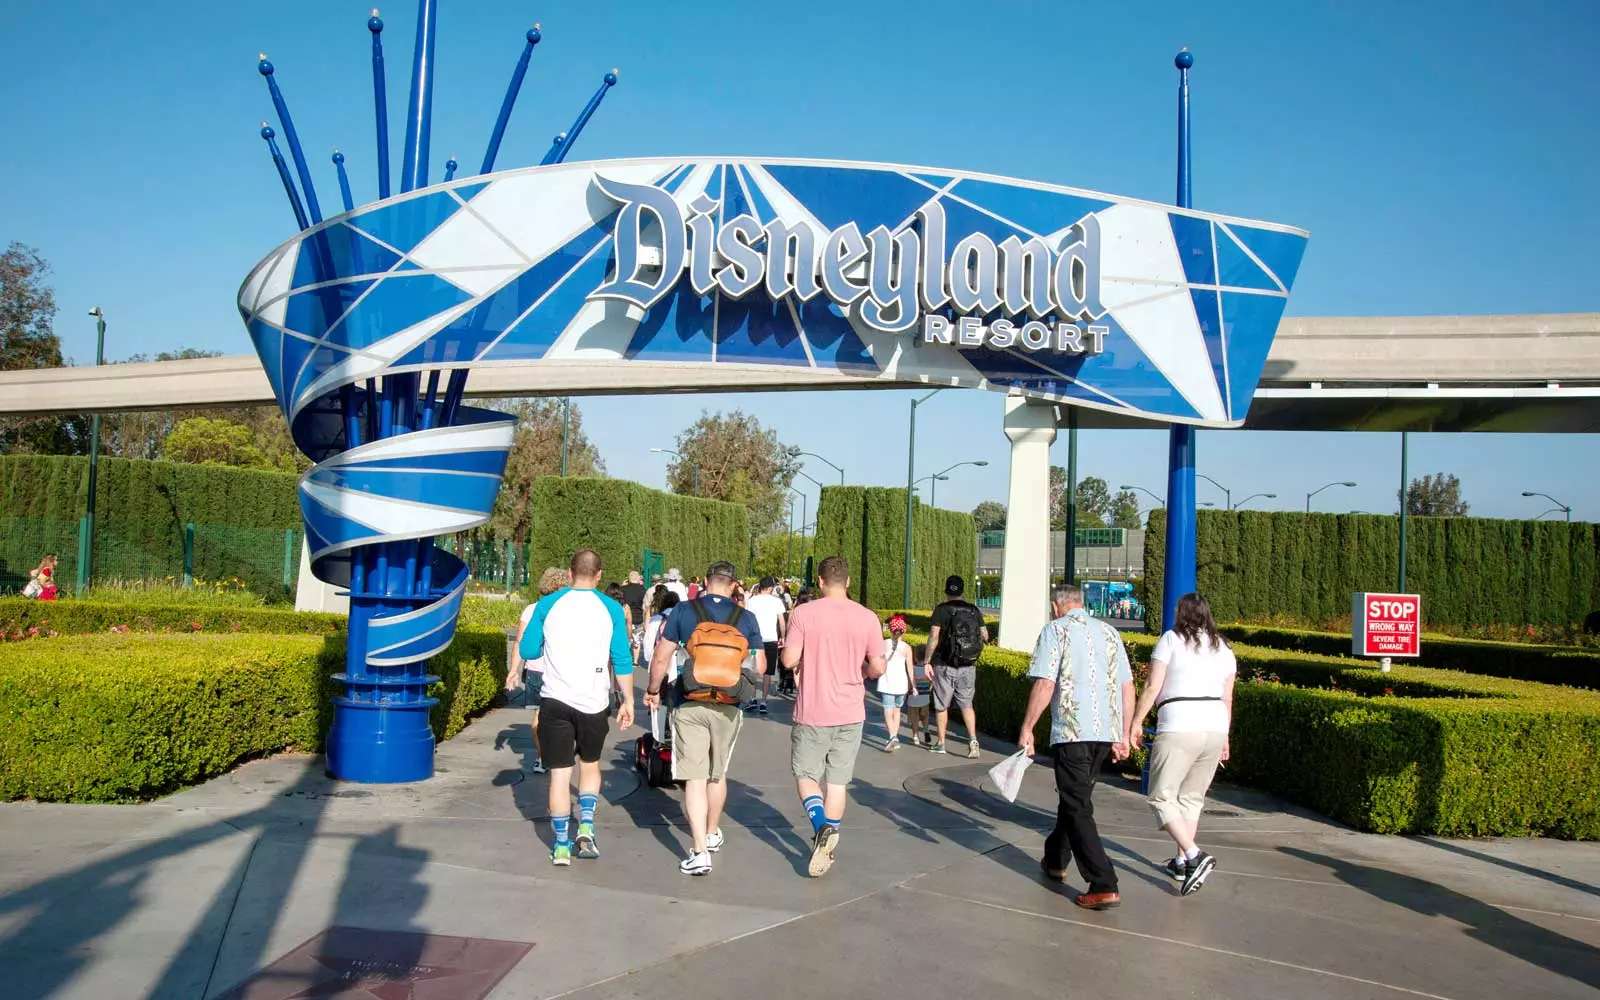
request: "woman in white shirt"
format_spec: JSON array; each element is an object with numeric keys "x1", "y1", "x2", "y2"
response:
[
  {"x1": 1127, "y1": 592, "x2": 1236, "y2": 897},
  {"x1": 876, "y1": 615, "x2": 917, "y2": 752}
]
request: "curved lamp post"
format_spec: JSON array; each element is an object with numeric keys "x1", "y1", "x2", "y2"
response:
[
  {"x1": 903, "y1": 387, "x2": 946, "y2": 607},
  {"x1": 1235, "y1": 492, "x2": 1277, "y2": 510},
  {"x1": 650, "y1": 446, "x2": 697, "y2": 495},
  {"x1": 928, "y1": 459, "x2": 988, "y2": 507},
  {"x1": 1196, "y1": 473, "x2": 1231, "y2": 511},
  {"x1": 798, "y1": 450, "x2": 844, "y2": 485},
  {"x1": 1521, "y1": 490, "x2": 1571, "y2": 522},
  {"x1": 1306, "y1": 480, "x2": 1358, "y2": 512}
]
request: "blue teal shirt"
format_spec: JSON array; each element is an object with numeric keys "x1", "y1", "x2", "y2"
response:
[
  {"x1": 1027, "y1": 609, "x2": 1133, "y2": 746},
  {"x1": 518, "y1": 586, "x2": 633, "y2": 714}
]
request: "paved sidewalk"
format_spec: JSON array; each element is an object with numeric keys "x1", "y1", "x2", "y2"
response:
[{"x1": 1, "y1": 691, "x2": 1597, "y2": 999}]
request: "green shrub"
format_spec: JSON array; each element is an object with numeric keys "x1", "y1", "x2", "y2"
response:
[
  {"x1": 83, "y1": 578, "x2": 270, "y2": 608},
  {"x1": 528, "y1": 477, "x2": 750, "y2": 584},
  {"x1": 0, "y1": 597, "x2": 346, "y2": 637},
  {"x1": 457, "y1": 596, "x2": 528, "y2": 632},
  {"x1": 814, "y1": 487, "x2": 977, "y2": 609},
  {"x1": 0, "y1": 628, "x2": 505, "y2": 802}
]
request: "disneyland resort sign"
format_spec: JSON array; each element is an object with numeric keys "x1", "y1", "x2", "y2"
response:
[{"x1": 591, "y1": 175, "x2": 1110, "y2": 355}]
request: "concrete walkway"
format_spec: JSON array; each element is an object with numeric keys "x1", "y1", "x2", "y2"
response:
[{"x1": 2, "y1": 691, "x2": 1598, "y2": 1000}]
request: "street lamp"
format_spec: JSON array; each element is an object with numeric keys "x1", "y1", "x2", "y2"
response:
[
  {"x1": 785, "y1": 484, "x2": 808, "y2": 579},
  {"x1": 928, "y1": 459, "x2": 988, "y2": 507},
  {"x1": 78, "y1": 306, "x2": 108, "y2": 592},
  {"x1": 559, "y1": 397, "x2": 571, "y2": 476},
  {"x1": 1306, "y1": 481, "x2": 1358, "y2": 513},
  {"x1": 797, "y1": 450, "x2": 844, "y2": 485},
  {"x1": 1235, "y1": 492, "x2": 1277, "y2": 509},
  {"x1": 1197, "y1": 473, "x2": 1231, "y2": 511},
  {"x1": 650, "y1": 447, "x2": 698, "y2": 495},
  {"x1": 1120, "y1": 484, "x2": 1164, "y2": 508},
  {"x1": 904, "y1": 387, "x2": 945, "y2": 607},
  {"x1": 912, "y1": 473, "x2": 949, "y2": 491},
  {"x1": 1521, "y1": 491, "x2": 1571, "y2": 522}
]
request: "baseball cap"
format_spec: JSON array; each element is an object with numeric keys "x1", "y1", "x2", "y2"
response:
[
  {"x1": 758, "y1": 575, "x2": 778, "y2": 590},
  {"x1": 944, "y1": 574, "x2": 965, "y2": 597},
  {"x1": 707, "y1": 561, "x2": 738, "y2": 581}
]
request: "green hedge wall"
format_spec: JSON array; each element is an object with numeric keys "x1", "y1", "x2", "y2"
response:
[
  {"x1": 0, "y1": 455, "x2": 301, "y2": 598},
  {"x1": 0, "y1": 598, "x2": 345, "y2": 636},
  {"x1": 813, "y1": 487, "x2": 977, "y2": 608},
  {"x1": 0, "y1": 628, "x2": 504, "y2": 802},
  {"x1": 528, "y1": 476, "x2": 750, "y2": 583},
  {"x1": 1145, "y1": 508, "x2": 1600, "y2": 633}
]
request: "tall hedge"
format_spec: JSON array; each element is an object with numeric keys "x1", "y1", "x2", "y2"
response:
[
  {"x1": 1145, "y1": 508, "x2": 1600, "y2": 633},
  {"x1": 527, "y1": 476, "x2": 750, "y2": 581},
  {"x1": 813, "y1": 486, "x2": 977, "y2": 608},
  {"x1": 0, "y1": 455, "x2": 300, "y2": 597}
]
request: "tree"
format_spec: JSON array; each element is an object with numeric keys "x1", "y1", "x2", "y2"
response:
[
  {"x1": 491, "y1": 398, "x2": 604, "y2": 544},
  {"x1": 1075, "y1": 476, "x2": 1111, "y2": 528},
  {"x1": 0, "y1": 242, "x2": 87, "y2": 455},
  {"x1": 669, "y1": 409, "x2": 798, "y2": 534},
  {"x1": 971, "y1": 500, "x2": 1007, "y2": 532},
  {"x1": 1049, "y1": 465, "x2": 1067, "y2": 527},
  {"x1": 162, "y1": 417, "x2": 275, "y2": 468},
  {"x1": 1110, "y1": 488, "x2": 1143, "y2": 529},
  {"x1": 1404, "y1": 472, "x2": 1470, "y2": 517}
]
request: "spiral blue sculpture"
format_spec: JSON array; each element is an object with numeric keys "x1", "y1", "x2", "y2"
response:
[{"x1": 240, "y1": 5, "x2": 620, "y2": 782}]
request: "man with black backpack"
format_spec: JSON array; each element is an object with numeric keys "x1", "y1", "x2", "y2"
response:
[
  {"x1": 644, "y1": 561, "x2": 766, "y2": 876},
  {"x1": 923, "y1": 574, "x2": 989, "y2": 758}
]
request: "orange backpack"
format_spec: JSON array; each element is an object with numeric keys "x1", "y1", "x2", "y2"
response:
[{"x1": 681, "y1": 598, "x2": 754, "y2": 704}]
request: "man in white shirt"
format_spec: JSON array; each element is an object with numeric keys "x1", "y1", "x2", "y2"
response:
[
  {"x1": 518, "y1": 549, "x2": 635, "y2": 867},
  {"x1": 743, "y1": 576, "x2": 788, "y2": 713},
  {"x1": 664, "y1": 568, "x2": 690, "y2": 602}
]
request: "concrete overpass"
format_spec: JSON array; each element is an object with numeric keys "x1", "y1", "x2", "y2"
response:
[{"x1": 4, "y1": 313, "x2": 1598, "y2": 433}]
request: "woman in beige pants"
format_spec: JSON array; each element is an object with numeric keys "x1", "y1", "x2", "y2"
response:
[{"x1": 1128, "y1": 592, "x2": 1236, "y2": 897}]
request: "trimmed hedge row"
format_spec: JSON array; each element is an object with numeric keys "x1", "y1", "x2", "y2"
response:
[
  {"x1": 0, "y1": 628, "x2": 505, "y2": 802},
  {"x1": 1145, "y1": 507, "x2": 1600, "y2": 633},
  {"x1": 1220, "y1": 624, "x2": 1600, "y2": 690},
  {"x1": 1, "y1": 455, "x2": 302, "y2": 597},
  {"x1": 894, "y1": 614, "x2": 1600, "y2": 838},
  {"x1": 0, "y1": 598, "x2": 346, "y2": 636},
  {"x1": 528, "y1": 476, "x2": 750, "y2": 583},
  {"x1": 814, "y1": 487, "x2": 977, "y2": 610}
]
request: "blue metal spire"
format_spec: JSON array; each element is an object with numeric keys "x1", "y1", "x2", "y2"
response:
[
  {"x1": 443, "y1": 157, "x2": 458, "y2": 181},
  {"x1": 260, "y1": 125, "x2": 310, "y2": 230},
  {"x1": 258, "y1": 55, "x2": 324, "y2": 224},
  {"x1": 399, "y1": 0, "x2": 438, "y2": 192},
  {"x1": 1163, "y1": 46, "x2": 1198, "y2": 633},
  {"x1": 333, "y1": 150, "x2": 355, "y2": 213},
  {"x1": 368, "y1": 9, "x2": 392, "y2": 200},
  {"x1": 481, "y1": 25, "x2": 542, "y2": 174},
  {"x1": 545, "y1": 131, "x2": 567, "y2": 162},
  {"x1": 544, "y1": 70, "x2": 618, "y2": 165}
]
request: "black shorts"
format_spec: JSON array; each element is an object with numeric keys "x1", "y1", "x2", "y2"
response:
[
  {"x1": 762, "y1": 641, "x2": 780, "y2": 675},
  {"x1": 537, "y1": 697, "x2": 610, "y2": 769}
]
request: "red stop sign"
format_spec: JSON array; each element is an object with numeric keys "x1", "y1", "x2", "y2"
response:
[{"x1": 1352, "y1": 592, "x2": 1422, "y2": 658}]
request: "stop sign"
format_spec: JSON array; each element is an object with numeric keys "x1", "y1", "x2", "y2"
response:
[{"x1": 1352, "y1": 592, "x2": 1422, "y2": 658}]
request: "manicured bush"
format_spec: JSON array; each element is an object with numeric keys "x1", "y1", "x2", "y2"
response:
[
  {"x1": 1144, "y1": 508, "x2": 1600, "y2": 634},
  {"x1": 527, "y1": 477, "x2": 750, "y2": 583},
  {"x1": 0, "y1": 455, "x2": 301, "y2": 598},
  {"x1": 814, "y1": 487, "x2": 977, "y2": 609},
  {"x1": 0, "y1": 628, "x2": 505, "y2": 802},
  {"x1": 1220, "y1": 624, "x2": 1600, "y2": 690},
  {"x1": 0, "y1": 597, "x2": 345, "y2": 637}
]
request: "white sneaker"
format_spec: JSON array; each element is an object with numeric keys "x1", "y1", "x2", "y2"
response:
[
  {"x1": 679, "y1": 850, "x2": 713, "y2": 876},
  {"x1": 706, "y1": 829, "x2": 725, "y2": 853}
]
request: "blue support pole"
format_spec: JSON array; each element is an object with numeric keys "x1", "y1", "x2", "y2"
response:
[
  {"x1": 443, "y1": 157, "x2": 457, "y2": 182},
  {"x1": 481, "y1": 25, "x2": 542, "y2": 175},
  {"x1": 545, "y1": 132, "x2": 566, "y2": 163},
  {"x1": 333, "y1": 150, "x2": 355, "y2": 212},
  {"x1": 1162, "y1": 48, "x2": 1198, "y2": 632},
  {"x1": 543, "y1": 71, "x2": 618, "y2": 165},
  {"x1": 369, "y1": 10, "x2": 392, "y2": 200},
  {"x1": 258, "y1": 56, "x2": 324, "y2": 224},
  {"x1": 260, "y1": 125, "x2": 310, "y2": 230},
  {"x1": 399, "y1": 0, "x2": 438, "y2": 192}
]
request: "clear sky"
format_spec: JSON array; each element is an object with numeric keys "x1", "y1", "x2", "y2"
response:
[{"x1": 2, "y1": 0, "x2": 1596, "y2": 523}]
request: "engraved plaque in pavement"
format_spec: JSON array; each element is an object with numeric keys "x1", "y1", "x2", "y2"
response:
[{"x1": 215, "y1": 926, "x2": 531, "y2": 1000}]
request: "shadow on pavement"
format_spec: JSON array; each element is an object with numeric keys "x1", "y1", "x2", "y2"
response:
[
  {"x1": 1421, "y1": 838, "x2": 1600, "y2": 900},
  {"x1": 1281, "y1": 847, "x2": 1600, "y2": 992}
]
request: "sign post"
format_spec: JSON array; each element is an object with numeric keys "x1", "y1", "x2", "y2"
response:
[{"x1": 1352, "y1": 592, "x2": 1422, "y2": 670}]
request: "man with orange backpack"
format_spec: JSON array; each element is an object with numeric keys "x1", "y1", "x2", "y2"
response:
[{"x1": 644, "y1": 561, "x2": 766, "y2": 876}]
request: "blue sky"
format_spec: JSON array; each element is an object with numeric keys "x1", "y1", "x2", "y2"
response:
[{"x1": 2, "y1": 0, "x2": 1596, "y2": 523}]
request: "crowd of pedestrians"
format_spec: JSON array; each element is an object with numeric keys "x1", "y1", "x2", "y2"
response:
[{"x1": 509, "y1": 550, "x2": 1235, "y2": 910}]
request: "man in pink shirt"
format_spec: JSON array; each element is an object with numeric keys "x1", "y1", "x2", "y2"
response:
[{"x1": 781, "y1": 555, "x2": 887, "y2": 877}]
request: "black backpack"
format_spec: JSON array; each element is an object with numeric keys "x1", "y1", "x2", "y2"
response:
[{"x1": 945, "y1": 603, "x2": 985, "y2": 666}]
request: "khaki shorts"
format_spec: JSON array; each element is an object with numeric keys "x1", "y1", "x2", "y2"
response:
[
  {"x1": 671, "y1": 701, "x2": 744, "y2": 781},
  {"x1": 932, "y1": 664, "x2": 976, "y2": 710},
  {"x1": 1146, "y1": 730, "x2": 1226, "y2": 826},
  {"x1": 791, "y1": 723, "x2": 864, "y2": 786}
]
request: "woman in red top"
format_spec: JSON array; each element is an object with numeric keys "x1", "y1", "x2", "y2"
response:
[{"x1": 28, "y1": 553, "x2": 60, "y2": 600}]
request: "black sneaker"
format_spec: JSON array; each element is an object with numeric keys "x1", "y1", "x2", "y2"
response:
[
  {"x1": 1181, "y1": 852, "x2": 1215, "y2": 896},
  {"x1": 808, "y1": 824, "x2": 840, "y2": 877},
  {"x1": 1163, "y1": 857, "x2": 1188, "y2": 881}
]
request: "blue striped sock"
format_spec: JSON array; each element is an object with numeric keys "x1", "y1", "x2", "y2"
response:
[
  {"x1": 552, "y1": 814, "x2": 571, "y2": 846},
  {"x1": 578, "y1": 793, "x2": 598, "y2": 826},
  {"x1": 824, "y1": 815, "x2": 843, "y2": 830},
  {"x1": 803, "y1": 795, "x2": 825, "y2": 833}
]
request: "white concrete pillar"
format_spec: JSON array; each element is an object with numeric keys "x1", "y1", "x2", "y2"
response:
[
  {"x1": 998, "y1": 396, "x2": 1058, "y2": 651},
  {"x1": 295, "y1": 539, "x2": 349, "y2": 614}
]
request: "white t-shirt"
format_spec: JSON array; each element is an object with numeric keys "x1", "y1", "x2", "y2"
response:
[
  {"x1": 518, "y1": 587, "x2": 633, "y2": 714},
  {"x1": 877, "y1": 637, "x2": 914, "y2": 695},
  {"x1": 643, "y1": 612, "x2": 683, "y2": 681},
  {"x1": 1150, "y1": 630, "x2": 1237, "y2": 734},
  {"x1": 746, "y1": 592, "x2": 786, "y2": 644},
  {"x1": 518, "y1": 603, "x2": 544, "y2": 674},
  {"x1": 664, "y1": 580, "x2": 689, "y2": 602}
]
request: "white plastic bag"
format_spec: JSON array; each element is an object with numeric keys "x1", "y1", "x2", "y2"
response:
[{"x1": 988, "y1": 750, "x2": 1034, "y2": 803}]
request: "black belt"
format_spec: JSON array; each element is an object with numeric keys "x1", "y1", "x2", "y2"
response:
[{"x1": 1155, "y1": 695, "x2": 1223, "y2": 711}]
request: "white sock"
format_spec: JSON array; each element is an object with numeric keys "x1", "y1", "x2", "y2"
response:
[{"x1": 1185, "y1": 847, "x2": 1202, "y2": 861}]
